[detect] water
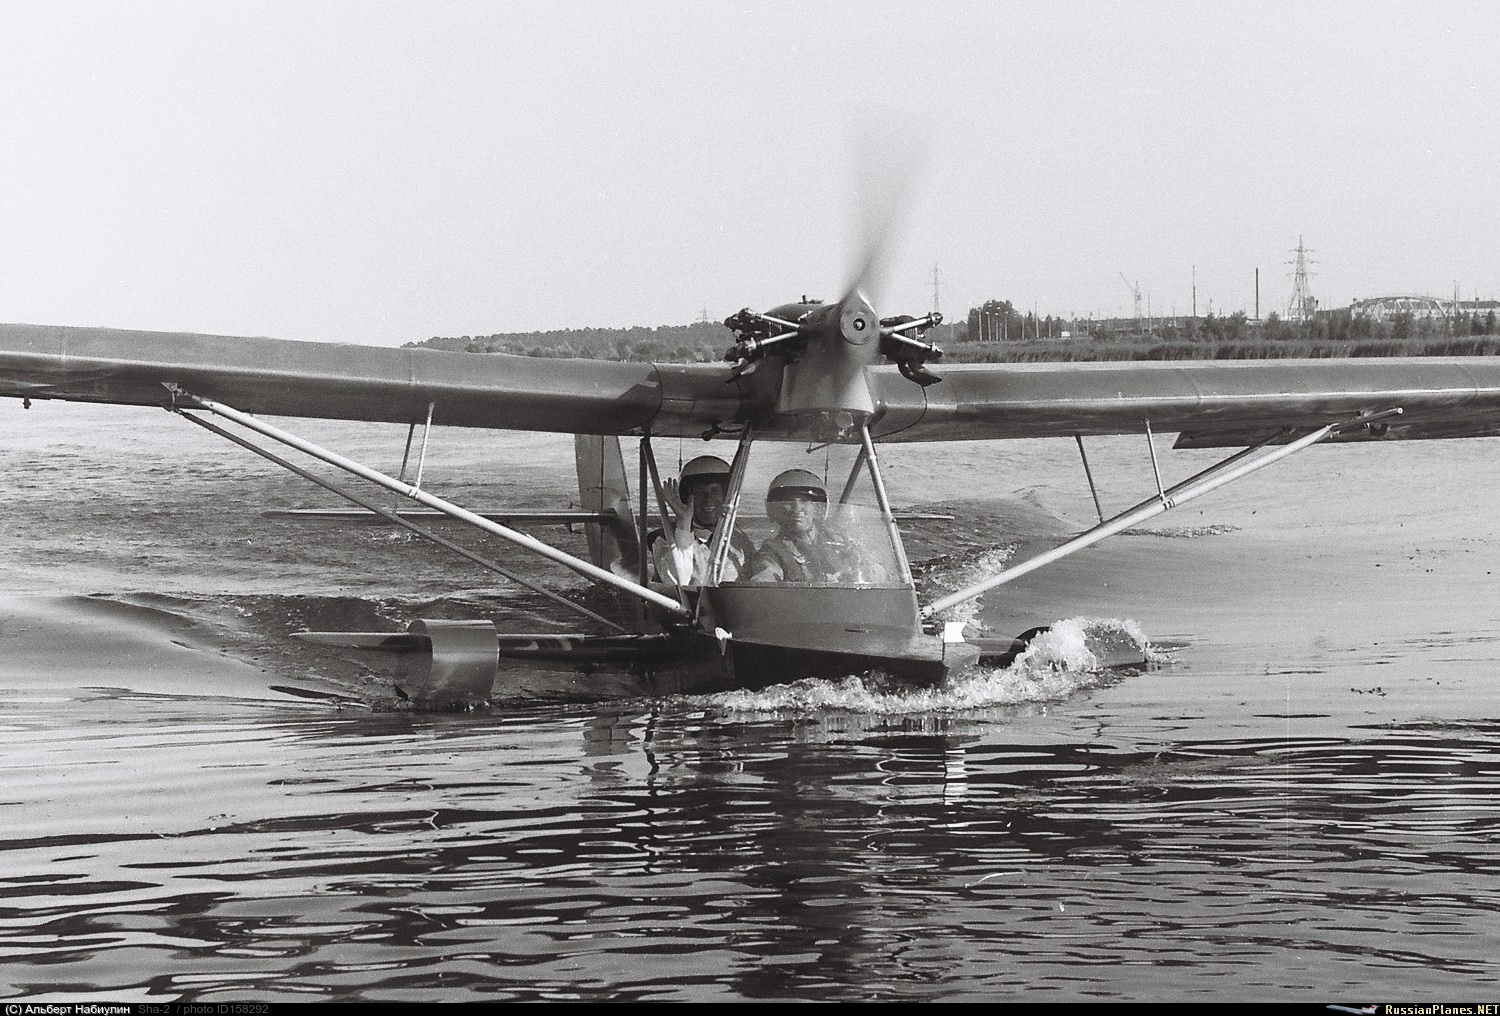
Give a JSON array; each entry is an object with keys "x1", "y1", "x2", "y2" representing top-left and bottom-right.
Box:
[{"x1": 2, "y1": 401, "x2": 1498, "y2": 1000}]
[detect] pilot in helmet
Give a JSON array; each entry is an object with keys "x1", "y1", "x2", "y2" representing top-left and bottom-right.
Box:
[
  {"x1": 655, "y1": 454, "x2": 754, "y2": 586},
  {"x1": 747, "y1": 468, "x2": 876, "y2": 583}
]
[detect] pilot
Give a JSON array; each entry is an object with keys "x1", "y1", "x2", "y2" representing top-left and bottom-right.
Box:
[
  {"x1": 654, "y1": 455, "x2": 754, "y2": 587},
  {"x1": 747, "y1": 468, "x2": 882, "y2": 583}
]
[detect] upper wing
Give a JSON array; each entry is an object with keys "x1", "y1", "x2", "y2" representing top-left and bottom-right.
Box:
[
  {"x1": 0, "y1": 323, "x2": 759, "y2": 434},
  {"x1": 870, "y1": 358, "x2": 1500, "y2": 445},
  {"x1": 4, "y1": 322, "x2": 1500, "y2": 444}
]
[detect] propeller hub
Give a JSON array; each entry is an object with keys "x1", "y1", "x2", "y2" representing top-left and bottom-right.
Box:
[{"x1": 839, "y1": 297, "x2": 877, "y2": 346}]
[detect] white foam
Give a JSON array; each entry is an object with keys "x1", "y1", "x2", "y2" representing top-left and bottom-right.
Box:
[
  {"x1": 705, "y1": 616, "x2": 1158, "y2": 717},
  {"x1": 1120, "y1": 523, "x2": 1239, "y2": 539},
  {"x1": 918, "y1": 544, "x2": 1017, "y2": 629}
]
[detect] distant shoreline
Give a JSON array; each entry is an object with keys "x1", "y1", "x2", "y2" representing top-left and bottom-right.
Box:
[
  {"x1": 407, "y1": 318, "x2": 1500, "y2": 363},
  {"x1": 940, "y1": 335, "x2": 1500, "y2": 361}
]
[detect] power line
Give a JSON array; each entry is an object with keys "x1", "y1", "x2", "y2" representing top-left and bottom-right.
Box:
[{"x1": 1286, "y1": 236, "x2": 1319, "y2": 322}]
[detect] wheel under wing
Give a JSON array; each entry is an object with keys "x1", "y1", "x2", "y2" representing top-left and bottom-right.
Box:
[{"x1": 4, "y1": 322, "x2": 1500, "y2": 443}]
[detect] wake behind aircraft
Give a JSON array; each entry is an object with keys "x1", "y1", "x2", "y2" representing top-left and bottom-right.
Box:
[{"x1": 4, "y1": 276, "x2": 1500, "y2": 705}]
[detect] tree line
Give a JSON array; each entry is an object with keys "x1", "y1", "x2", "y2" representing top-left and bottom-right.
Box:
[
  {"x1": 408, "y1": 303, "x2": 1500, "y2": 362},
  {"x1": 412, "y1": 321, "x2": 733, "y2": 362}
]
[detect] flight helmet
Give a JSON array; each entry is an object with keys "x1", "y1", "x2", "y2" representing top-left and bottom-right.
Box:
[
  {"x1": 766, "y1": 468, "x2": 827, "y2": 503},
  {"x1": 679, "y1": 455, "x2": 731, "y2": 499}
]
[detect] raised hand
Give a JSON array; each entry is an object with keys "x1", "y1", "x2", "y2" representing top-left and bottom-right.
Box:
[{"x1": 663, "y1": 478, "x2": 692, "y2": 529}]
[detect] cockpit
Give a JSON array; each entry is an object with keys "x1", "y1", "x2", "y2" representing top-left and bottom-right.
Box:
[{"x1": 691, "y1": 434, "x2": 912, "y2": 591}]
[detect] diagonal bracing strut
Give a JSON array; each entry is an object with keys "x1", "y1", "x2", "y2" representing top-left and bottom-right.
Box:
[
  {"x1": 166, "y1": 387, "x2": 691, "y2": 619},
  {"x1": 921, "y1": 409, "x2": 1403, "y2": 619},
  {"x1": 177, "y1": 409, "x2": 626, "y2": 632}
]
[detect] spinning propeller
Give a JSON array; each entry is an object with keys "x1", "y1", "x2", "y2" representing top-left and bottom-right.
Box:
[
  {"x1": 722, "y1": 129, "x2": 945, "y2": 391},
  {"x1": 722, "y1": 301, "x2": 944, "y2": 388}
]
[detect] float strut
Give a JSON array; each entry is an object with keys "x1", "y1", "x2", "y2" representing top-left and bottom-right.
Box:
[
  {"x1": 177, "y1": 410, "x2": 625, "y2": 632},
  {"x1": 167, "y1": 388, "x2": 690, "y2": 618},
  {"x1": 922, "y1": 409, "x2": 1402, "y2": 619}
]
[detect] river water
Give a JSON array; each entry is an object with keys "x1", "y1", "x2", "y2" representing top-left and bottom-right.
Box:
[{"x1": 1, "y1": 400, "x2": 1497, "y2": 1001}]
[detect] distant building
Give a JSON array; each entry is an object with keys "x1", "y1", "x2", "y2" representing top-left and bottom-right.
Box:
[
  {"x1": 1457, "y1": 299, "x2": 1500, "y2": 318},
  {"x1": 1348, "y1": 295, "x2": 1457, "y2": 322}
]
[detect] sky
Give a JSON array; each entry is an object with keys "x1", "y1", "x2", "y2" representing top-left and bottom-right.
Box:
[{"x1": 3, "y1": 0, "x2": 1498, "y2": 345}]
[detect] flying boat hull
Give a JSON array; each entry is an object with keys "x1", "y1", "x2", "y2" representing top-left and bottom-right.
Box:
[{"x1": 298, "y1": 619, "x2": 984, "y2": 705}]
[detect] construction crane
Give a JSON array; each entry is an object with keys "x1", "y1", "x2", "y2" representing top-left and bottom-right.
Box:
[{"x1": 1119, "y1": 272, "x2": 1143, "y2": 326}]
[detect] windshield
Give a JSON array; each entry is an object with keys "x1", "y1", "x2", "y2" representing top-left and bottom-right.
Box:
[
  {"x1": 706, "y1": 442, "x2": 910, "y2": 588},
  {"x1": 733, "y1": 501, "x2": 905, "y2": 586}
]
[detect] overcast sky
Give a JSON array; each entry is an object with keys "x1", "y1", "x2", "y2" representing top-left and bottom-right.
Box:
[{"x1": 3, "y1": 1, "x2": 1497, "y2": 344}]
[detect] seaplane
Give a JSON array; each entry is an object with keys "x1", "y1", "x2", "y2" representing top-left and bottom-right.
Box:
[{"x1": 3, "y1": 251, "x2": 1500, "y2": 706}]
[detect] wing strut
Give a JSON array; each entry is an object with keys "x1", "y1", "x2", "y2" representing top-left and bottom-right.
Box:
[
  {"x1": 922, "y1": 409, "x2": 1403, "y2": 619},
  {"x1": 396, "y1": 401, "x2": 436, "y2": 489},
  {"x1": 1074, "y1": 435, "x2": 1105, "y2": 524},
  {"x1": 176, "y1": 409, "x2": 626, "y2": 632},
  {"x1": 859, "y1": 421, "x2": 913, "y2": 584},
  {"x1": 166, "y1": 387, "x2": 691, "y2": 619},
  {"x1": 1144, "y1": 419, "x2": 1169, "y2": 507}
]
